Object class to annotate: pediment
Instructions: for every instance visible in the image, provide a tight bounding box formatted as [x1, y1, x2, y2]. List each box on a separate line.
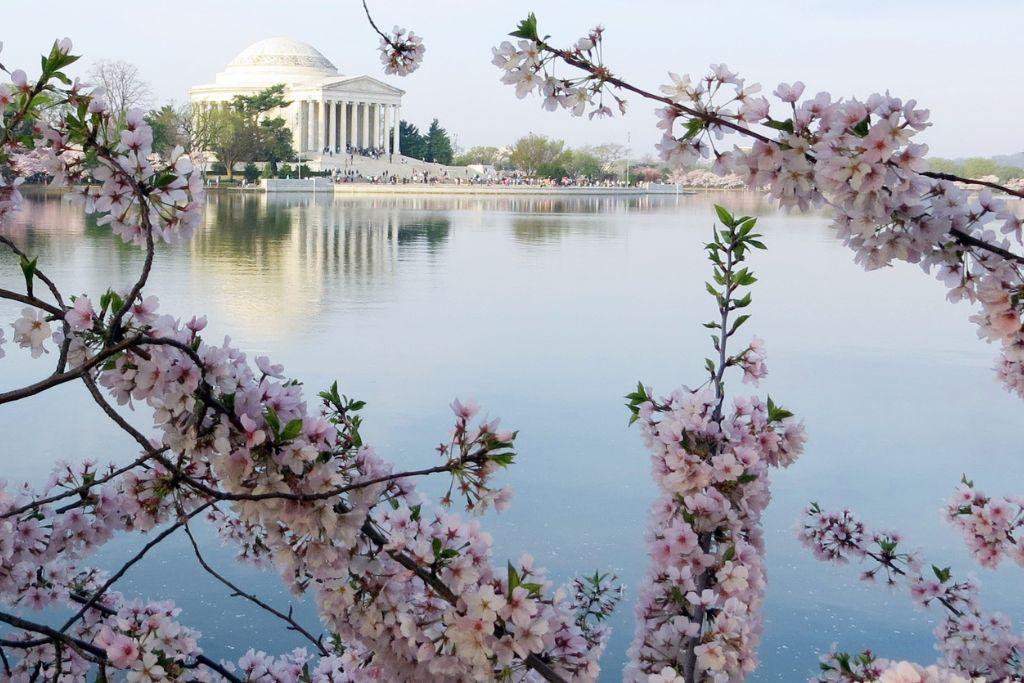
[322, 75, 404, 97]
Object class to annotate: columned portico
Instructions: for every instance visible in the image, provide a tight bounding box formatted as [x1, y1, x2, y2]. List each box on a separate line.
[191, 38, 406, 168]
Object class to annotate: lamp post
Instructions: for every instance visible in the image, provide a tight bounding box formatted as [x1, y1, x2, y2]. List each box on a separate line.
[294, 109, 303, 180]
[625, 132, 631, 186]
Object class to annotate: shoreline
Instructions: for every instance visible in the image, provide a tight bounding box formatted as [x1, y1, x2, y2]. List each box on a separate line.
[24, 183, 718, 198]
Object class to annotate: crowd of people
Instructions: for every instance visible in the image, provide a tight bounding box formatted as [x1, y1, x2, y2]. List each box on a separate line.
[319, 145, 391, 162]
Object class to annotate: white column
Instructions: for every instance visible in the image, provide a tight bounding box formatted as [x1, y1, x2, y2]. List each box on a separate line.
[375, 103, 384, 148]
[339, 101, 348, 151]
[292, 101, 303, 154]
[382, 105, 391, 155]
[323, 101, 331, 152]
[328, 101, 337, 153]
[307, 100, 317, 153]
[349, 102, 358, 150]
[314, 101, 322, 152]
[361, 102, 370, 150]
[392, 104, 400, 156]
[299, 101, 309, 153]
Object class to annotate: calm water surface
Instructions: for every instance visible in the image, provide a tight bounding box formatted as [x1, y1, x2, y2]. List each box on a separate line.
[2, 191, 1022, 680]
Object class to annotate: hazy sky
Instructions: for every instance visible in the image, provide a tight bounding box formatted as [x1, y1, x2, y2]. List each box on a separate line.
[2, 1, 1020, 159]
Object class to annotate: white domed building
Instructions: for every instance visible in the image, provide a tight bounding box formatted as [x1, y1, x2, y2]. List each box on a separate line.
[190, 37, 404, 163]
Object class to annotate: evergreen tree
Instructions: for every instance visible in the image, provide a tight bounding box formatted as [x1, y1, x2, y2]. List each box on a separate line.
[423, 119, 453, 165]
[399, 120, 426, 160]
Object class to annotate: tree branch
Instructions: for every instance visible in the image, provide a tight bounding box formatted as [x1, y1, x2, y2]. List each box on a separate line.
[182, 523, 329, 656]
[59, 501, 213, 633]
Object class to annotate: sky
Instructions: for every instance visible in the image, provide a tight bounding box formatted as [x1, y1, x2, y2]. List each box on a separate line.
[1, 0, 1020, 160]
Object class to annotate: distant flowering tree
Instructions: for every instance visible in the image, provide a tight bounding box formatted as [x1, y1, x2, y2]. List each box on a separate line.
[484, 10, 1024, 683]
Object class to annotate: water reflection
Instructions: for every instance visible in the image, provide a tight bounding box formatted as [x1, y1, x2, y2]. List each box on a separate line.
[2, 190, 1022, 682]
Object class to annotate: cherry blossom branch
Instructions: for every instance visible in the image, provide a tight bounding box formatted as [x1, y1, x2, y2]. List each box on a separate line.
[507, 26, 1024, 271]
[0, 450, 160, 519]
[361, 0, 425, 76]
[800, 504, 1022, 678]
[0, 611, 106, 661]
[182, 523, 329, 656]
[7, 595, 245, 683]
[537, 38, 1024, 201]
[0, 288, 63, 316]
[0, 335, 142, 404]
[59, 501, 214, 634]
[357, 517, 569, 683]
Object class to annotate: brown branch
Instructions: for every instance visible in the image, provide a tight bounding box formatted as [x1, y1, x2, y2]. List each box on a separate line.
[923, 170, 1024, 200]
[0, 288, 63, 316]
[538, 43, 1024, 265]
[0, 235, 68, 312]
[358, 519, 568, 683]
[361, 0, 397, 49]
[182, 523, 328, 656]
[1, 449, 160, 519]
[0, 336, 140, 405]
[0, 611, 105, 661]
[59, 501, 213, 633]
[167, 454, 487, 504]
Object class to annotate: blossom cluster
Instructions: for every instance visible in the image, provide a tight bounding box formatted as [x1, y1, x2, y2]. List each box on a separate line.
[492, 18, 622, 120]
[625, 387, 805, 682]
[800, 505, 1023, 679]
[815, 652, 973, 683]
[945, 479, 1024, 569]
[377, 26, 425, 77]
[622, 213, 806, 682]
[494, 20, 1024, 403]
[0, 39, 618, 682]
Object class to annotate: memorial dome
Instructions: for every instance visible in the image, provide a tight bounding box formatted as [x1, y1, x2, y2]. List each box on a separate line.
[214, 37, 339, 87]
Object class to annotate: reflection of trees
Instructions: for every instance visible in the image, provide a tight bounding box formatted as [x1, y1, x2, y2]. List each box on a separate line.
[398, 218, 450, 252]
[511, 216, 616, 245]
[0, 192, 145, 290]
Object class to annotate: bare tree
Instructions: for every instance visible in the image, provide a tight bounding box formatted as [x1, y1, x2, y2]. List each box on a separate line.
[177, 102, 217, 154]
[88, 59, 153, 127]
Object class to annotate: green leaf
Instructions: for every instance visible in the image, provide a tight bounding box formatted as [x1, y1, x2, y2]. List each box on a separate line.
[764, 118, 795, 134]
[509, 13, 539, 41]
[264, 407, 281, 436]
[728, 314, 751, 336]
[851, 116, 871, 137]
[766, 396, 794, 422]
[682, 117, 705, 140]
[714, 204, 734, 227]
[281, 418, 303, 442]
[19, 255, 37, 295]
[732, 292, 753, 309]
[507, 561, 521, 595]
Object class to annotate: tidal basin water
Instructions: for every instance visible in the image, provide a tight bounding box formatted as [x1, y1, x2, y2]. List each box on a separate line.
[2, 190, 1022, 680]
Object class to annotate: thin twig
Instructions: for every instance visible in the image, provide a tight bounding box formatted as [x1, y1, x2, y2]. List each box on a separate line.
[59, 501, 213, 633]
[182, 523, 328, 656]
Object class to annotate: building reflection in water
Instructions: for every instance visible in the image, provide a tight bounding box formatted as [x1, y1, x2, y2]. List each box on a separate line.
[2, 190, 782, 344]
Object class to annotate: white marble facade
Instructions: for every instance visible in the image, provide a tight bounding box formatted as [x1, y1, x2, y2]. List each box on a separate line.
[190, 37, 403, 156]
